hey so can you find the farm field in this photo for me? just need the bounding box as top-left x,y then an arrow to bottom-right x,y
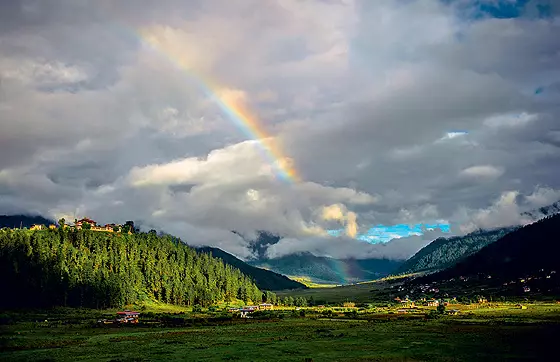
2,304 -> 560,361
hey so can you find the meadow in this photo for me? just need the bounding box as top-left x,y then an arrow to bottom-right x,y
2,303 -> 560,361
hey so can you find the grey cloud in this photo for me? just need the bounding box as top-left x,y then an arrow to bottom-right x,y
1,0 -> 560,260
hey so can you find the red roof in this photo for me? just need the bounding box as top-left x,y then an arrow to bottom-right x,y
117,311 -> 140,316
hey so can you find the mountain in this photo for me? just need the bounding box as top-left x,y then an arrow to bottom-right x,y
396,227 -> 517,275
521,200 -> 560,219
197,246 -> 306,290
250,252 -> 402,284
422,214 -> 560,283
0,214 -> 55,229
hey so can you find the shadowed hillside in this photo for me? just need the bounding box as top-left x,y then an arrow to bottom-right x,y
396,227 -> 517,274
198,246 -> 306,290
422,214 -> 560,282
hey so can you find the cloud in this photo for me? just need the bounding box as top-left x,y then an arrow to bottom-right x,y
1,0 -> 560,261
455,186 -> 560,234
459,165 -> 505,180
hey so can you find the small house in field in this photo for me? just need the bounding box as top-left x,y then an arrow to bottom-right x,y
516,304 -> 528,310
259,303 -> 274,310
30,224 -> 45,231
400,300 -> 415,308
239,308 -> 256,318
426,299 -> 439,307
448,309 -> 460,315
116,310 -> 140,324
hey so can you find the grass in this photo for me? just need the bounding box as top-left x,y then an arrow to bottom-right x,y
289,277 -> 339,289
276,281 -> 394,304
2,303 -> 560,361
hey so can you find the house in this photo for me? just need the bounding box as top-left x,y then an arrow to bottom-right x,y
228,307 -> 240,313
400,300 -> 415,308
116,310 -> 140,324
48,224 -> 57,230
75,218 -> 97,229
259,303 -> 274,310
244,306 -> 258,311
448,309 -> 460,315
30,224 -> 45,231
426,299 -> 439,307
239,308 -> 256,318
516,304 -> 528,310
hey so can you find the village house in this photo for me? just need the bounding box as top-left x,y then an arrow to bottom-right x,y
426,299 -> 439,307
259,303 -> 274,310
115,310 -> 140,324
239,308 -> 256,318
75,218 -> 97,229
30,224 -> 45,231
400,300 -> 415,308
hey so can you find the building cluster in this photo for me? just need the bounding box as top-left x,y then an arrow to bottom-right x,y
30,218 -> 129,233
228,303 -> 274,318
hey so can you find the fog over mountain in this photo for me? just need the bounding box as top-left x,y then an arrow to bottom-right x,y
1,0 -> 559,260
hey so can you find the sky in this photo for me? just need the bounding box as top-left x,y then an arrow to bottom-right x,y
1,0 -> 559,261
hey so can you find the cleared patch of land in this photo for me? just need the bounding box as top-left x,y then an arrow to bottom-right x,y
2,304 -> 560,361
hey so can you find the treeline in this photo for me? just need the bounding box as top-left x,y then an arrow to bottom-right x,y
0,229 -> 262,309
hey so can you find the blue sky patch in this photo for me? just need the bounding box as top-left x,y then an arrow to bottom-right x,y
328,223 -> 450,244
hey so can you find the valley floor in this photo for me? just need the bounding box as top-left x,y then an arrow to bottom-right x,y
2,304 -> 560,361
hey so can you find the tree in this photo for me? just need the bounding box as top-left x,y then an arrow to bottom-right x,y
437,303 -> 446,314
58,218 -> 66,229
82,222 -> 91,230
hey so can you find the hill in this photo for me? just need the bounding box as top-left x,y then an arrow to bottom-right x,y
250,252 -> 402,284
396,227 -> 517,275
0,214 -> 55,229
197,246 -> 306,291
422,214 -> 560,283
0,229 -> 262,309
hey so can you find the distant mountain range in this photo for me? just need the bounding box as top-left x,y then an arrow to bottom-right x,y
234,231 -> 403,284
395,227 -> 518,275
249,252 -> 402,285
197,246 -> 306,290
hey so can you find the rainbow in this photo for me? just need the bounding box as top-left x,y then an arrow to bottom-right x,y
138,29 -> 300,183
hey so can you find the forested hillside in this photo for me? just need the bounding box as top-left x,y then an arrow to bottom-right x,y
424,214 -> 560,282
396,227 -> 517,274
197,247 -> 306,290
0,229 -> 262,309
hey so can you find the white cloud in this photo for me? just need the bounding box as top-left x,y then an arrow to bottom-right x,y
460,165 -> 504,180
1,0 -> 559,260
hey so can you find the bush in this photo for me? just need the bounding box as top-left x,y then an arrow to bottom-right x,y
437,304 -> 446,314
192,305 -> 203,313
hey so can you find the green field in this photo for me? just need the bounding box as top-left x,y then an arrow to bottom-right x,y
2,304 -> 560,361
276,280 -> 393,304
